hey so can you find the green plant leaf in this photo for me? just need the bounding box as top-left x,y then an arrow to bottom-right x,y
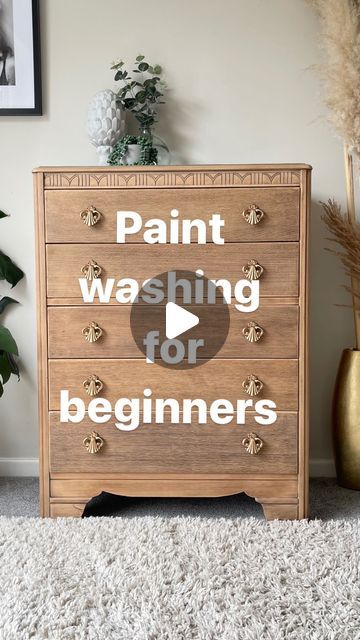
153,65 -> 162,74
0,296 -> 18,315
0,326 -> 18,355
0,379 -> 3,398
115,70 -> 124,81
110,60 -> 124,70
5,351 -> 19,379
123,98 -> 136,109
136,55 -> 145,62
0,352 -> 11,384
0,210 -> 8,219
0,252 -> 24,288
138,62 -> 149,72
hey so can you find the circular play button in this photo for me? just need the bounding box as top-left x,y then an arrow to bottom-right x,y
130,269 -> 230,369
165,302 -> 199,339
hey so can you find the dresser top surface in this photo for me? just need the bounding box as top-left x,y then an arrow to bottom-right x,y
33,163 -> 312,173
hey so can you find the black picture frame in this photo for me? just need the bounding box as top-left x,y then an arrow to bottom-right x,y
0,0 -> 42,116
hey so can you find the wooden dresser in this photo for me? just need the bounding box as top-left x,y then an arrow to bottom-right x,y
34,164 -> 310,519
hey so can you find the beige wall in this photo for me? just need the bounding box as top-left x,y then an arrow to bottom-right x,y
0,0 -> 352,475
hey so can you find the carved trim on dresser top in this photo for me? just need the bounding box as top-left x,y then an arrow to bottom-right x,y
34,165 -> 307,189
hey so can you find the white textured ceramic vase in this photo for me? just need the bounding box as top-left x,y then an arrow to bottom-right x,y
87,89 -> 123,165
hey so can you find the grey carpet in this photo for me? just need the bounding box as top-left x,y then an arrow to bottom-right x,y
0,477 -> 39,518
0,477 -> 359,519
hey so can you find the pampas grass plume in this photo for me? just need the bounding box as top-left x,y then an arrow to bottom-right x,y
309,0 -> 360,155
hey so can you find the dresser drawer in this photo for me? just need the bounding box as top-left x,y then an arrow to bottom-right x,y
48,358 -> 298,411
45,187 -> 300,243
46,243 -> 299,298
48,305 -> 299,359
49,413 -> 298,474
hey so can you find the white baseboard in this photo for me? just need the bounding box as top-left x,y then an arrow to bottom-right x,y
0,457 -> 336,478
0,457 -> 39,477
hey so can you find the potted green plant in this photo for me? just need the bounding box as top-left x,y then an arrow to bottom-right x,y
109,54 -> 169,165
0,209 -> 24,397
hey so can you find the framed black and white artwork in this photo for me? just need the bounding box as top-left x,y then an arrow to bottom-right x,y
0,0 -> 41,115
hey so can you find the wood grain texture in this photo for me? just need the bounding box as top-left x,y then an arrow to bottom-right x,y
50,477 -> 298,500
48,358 -> 298,411
256,498 -> 299,520
47,296 -> 300,307
34,173 -> 50,517
45,187 -> 299,243
33,165 -> 310,520
47,305 -> 299,359
36,164 -> 306,189
297,168 -> 310,518
49,412 -> 298,474
50,502 -> 85,517
46,242 -> 299,298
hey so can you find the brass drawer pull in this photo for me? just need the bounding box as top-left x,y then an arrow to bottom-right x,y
242,204 -> 265,225
82,321 -> 103,343
242,321 -> 264,343
81,259 -> 102,281
83,431 -> 104,454
242,432 -> 264,455
242,374 -> 264,396
83,374 -> 103,397
80,205 -> 102,227
242,259 -> 264,280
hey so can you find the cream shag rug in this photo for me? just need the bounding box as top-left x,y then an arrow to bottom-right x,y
0,516 -> 359,640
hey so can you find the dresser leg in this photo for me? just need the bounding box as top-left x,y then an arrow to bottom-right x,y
256,498 -> 299,521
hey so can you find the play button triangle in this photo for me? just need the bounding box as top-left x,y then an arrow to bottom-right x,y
166,302 -> 199,340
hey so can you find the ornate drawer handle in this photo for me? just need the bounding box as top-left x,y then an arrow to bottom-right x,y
83,431 -> 104,454
82,321 -> 103,343
242,374 -> 264,396
81,259 -> 102,281
242,204 -> 265,225
242,260 -> 264,281
242,432 -> 264,455
80,205 -> 102,227
83,374 -> 103,396
242,321 -> 264,343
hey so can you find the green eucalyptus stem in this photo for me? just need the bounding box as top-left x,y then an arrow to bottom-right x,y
111,54 -> 166,129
